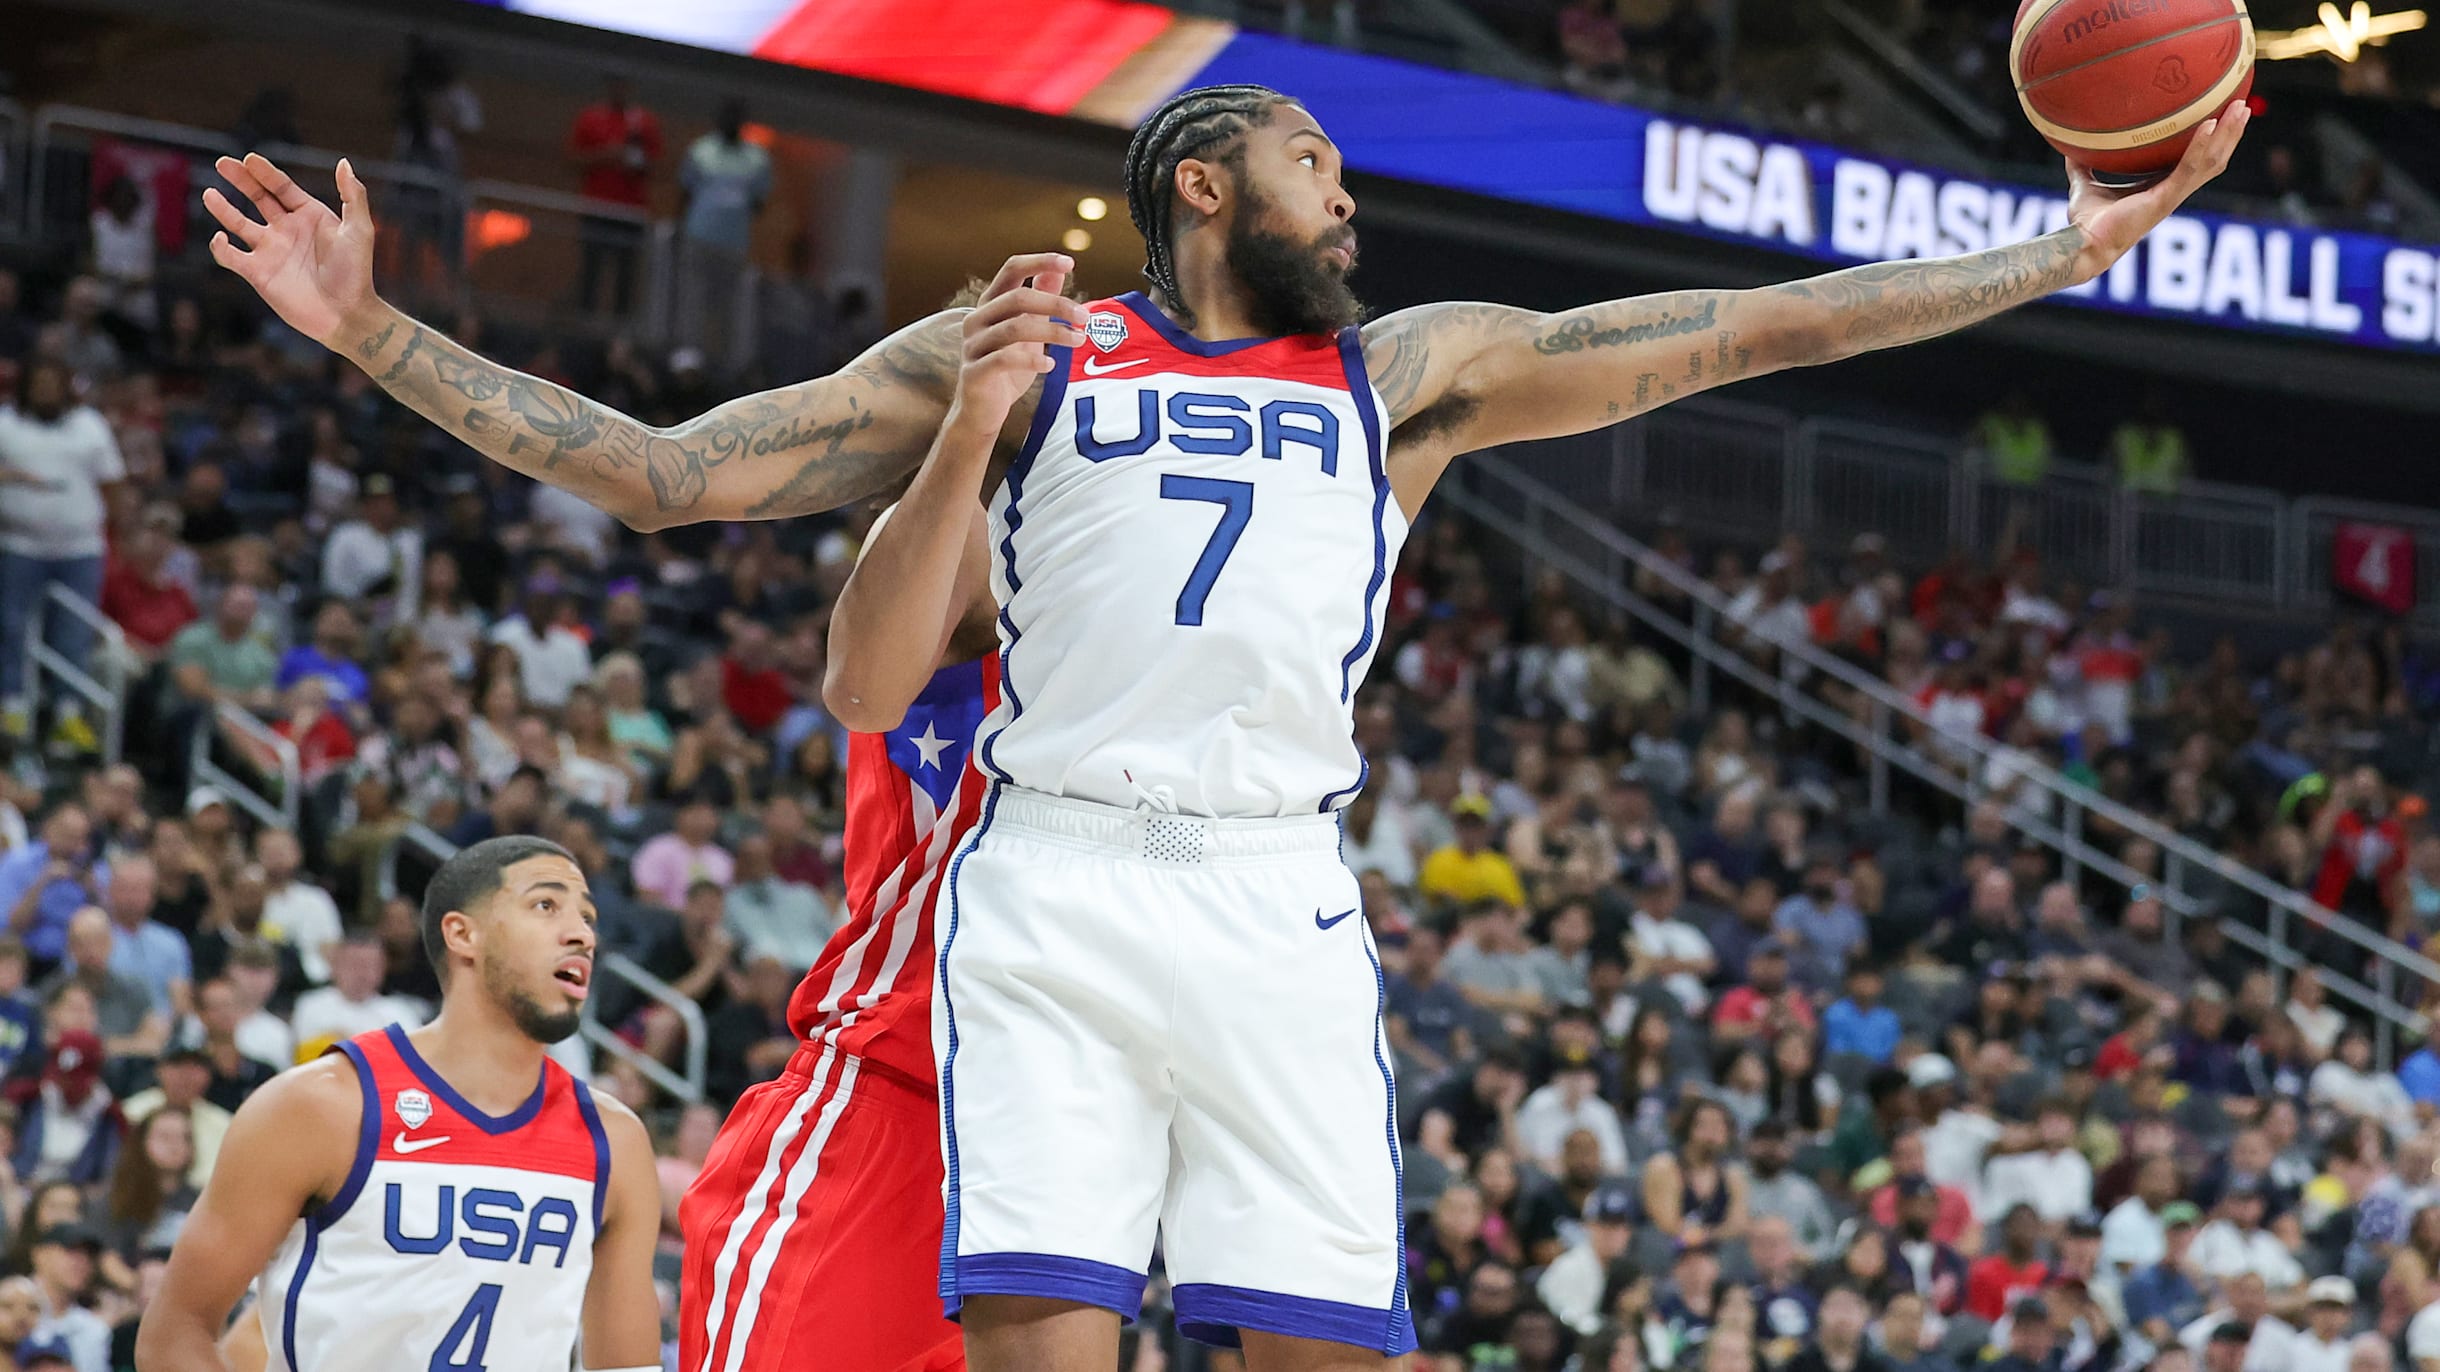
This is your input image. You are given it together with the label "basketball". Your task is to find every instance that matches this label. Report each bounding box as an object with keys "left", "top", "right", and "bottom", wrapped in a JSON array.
[{"left": 2011, "top": 0, "right": 2255, "bottom": 186}]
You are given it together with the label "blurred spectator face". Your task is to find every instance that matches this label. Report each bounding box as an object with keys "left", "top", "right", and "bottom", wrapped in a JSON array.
[
  {"left": 2189, "top": 995, "right": 2227, "bottom": 1040},
  {"left": 497, "top": 772, "right": 545, "bottom": 828},
  {"left": 21, "top": 360, "right": 70, "bottom": 421},
  {"left": 1750, "top": 1217, "right": 1797, "bottom": 1280},
  {"left": 2137, "top": 1155, "right": 2178, "bottom": 1208},
  {"left": 312, "top": 602, "right": 360, "bottom": 656},
  {"left": 64, "top": 275, "right": 104, "bottom": 324},
  {"left": 2037, "top": 883, "right": 2079, "bottom": 930},
  {"left": 2011, "top": 1311, "right": 2057, "bottom": 1363},
  {"left": 156, "top": 1054, "right": 209, "bottom": 1109},
  {"left": 1879, "top": 1293, "right": 1926, "bottom": 1355},
  {"left": 2221, "top": 1189, "right": 2264, "bottom": 1231},
  {"left": 1819, "top": 1288, "right": 1869, "bottom": 1348},
  {"left": 214, "top": 583, "right": 259, "bottom": 638},
  {"left": 760, "top": 796, "right": 806, "bottom": 847},
  {"left": 1750, "top": 1128, "right": 1794, "bottom": 1178},
  {"left": 2350, "top": 1336, "right": 2393, "bottom": 1372},
  {"left": 2337, "top": 1029, "right": 2373, "bottom": 1071},
  {"left": 1765, "top": 805, "right": 1804, "bottom": 851},
  {"left": 65, "top": 909, "right": 113, "bottom": 971},
  {"left": 1888, "top": 1130, "right": 1927, "bottom": 1179},
  {"left": 1704, "top": 1328, "right": 1752, "bottom": 1372},
  {"left": 1970, "top": 870, "right": 2015, "bottom": 922},
  {"left": 30, "top": 1235, "right": 91, "bottom": 1301},
  {"left": 257, "top": 829, "right": 303, "bottom": 884},
  {"left": 0, "top": 947, "right": 23, "bottom": 998},
  {"left": 333, "top": 941, "right": 385, "bottom": 1000},
  {"left": 1899, "top": 1186, "right": 1939, "bottom": 1239},
  {"left": 1432, "top": 1183, "right": 1484, "bottom": 1247},
  {"left": 1684, "top": 1100, "right": 1732, "bottom": 1157},
  {"left": 1771, "top": 1029, "right": 1812, "bottom": 1079},
  {"left": 1549, "top": 902, "right": 1593, "bottom": 954},
  {"left": 1715, "top": 790, "right": 1757, "bottom": 839},
  {"left": 2125, "top": 891, "right": 2164, "bottom": 936},
  {"left": 2037, "top": 1106, "right": 2074, "bottom": 1151},
  {"left": 1737, "top": 879, "right": 1778, "bottom": 929},
  {"left": 677, "top": 801, "right": 719, "bottom": 847},
  {"left": 743, "top": 956, "right": 791, "bottom": 1010},
  {"left": 1511, "top": 1308, "right": 1562, "bottom": 1367},
  {"left": 1465, "top": 1262, "right": 1518, "bottom": 1319},
  {"left": 106, "top": 856, "right": 157, "bottom": 926},
  {"left": 1844, "top": 966, "right": 1883, "bottom": 1007},
  {"left": 144, "top": 1109, "right": 195, "bottom": 1176},
  {"left": 1561, "top": 1129, "right": 1604, "bottom": 1187},
  {"left": 198, "top": 979, "right": 245, "bottom": 1036},
  {"left": 226, "top": 867, "right": 270, "bottom": 929},
  {"left": 41, "top": 807, "right": 93, "bottom": 865},
  {"left": 2003, "top": 1206, "right": 2042, "bottom": 1254},
  {"left": 2227, "top": 1273, "right": 2268, "bottom": 1322},
  {"left": 733, "top": 836, "right": 774, "bottom": 882},
  {"left": 2204, "top": 1334, "right": 2247, "bottom": 1372},
  {"left": 0, "top": 1277, "right": 37, "bottom": 1344},
  {"left": 1608, "top": 778, "right": 1654, "bottom": 828}
]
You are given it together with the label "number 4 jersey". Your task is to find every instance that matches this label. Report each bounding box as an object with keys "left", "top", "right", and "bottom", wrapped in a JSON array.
[
  {"left": 256, "top": 1025, "right": 610, "bottom": 1372},
  {"left": 980, "top": 292, "right": 1410, "bottom": 819}
]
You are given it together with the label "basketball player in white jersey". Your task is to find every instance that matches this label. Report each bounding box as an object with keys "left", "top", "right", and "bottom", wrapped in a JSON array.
[
  {"left": 209, "top": 88, "right": 2245, "bottom": 1372},
  {"left": 138, "top": 836, "right": 662, "bottom": 1372}
]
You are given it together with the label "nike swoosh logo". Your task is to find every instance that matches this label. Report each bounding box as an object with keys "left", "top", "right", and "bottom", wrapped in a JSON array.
[
  {"left": 1316, "top": 908, "right": 1357, "bottom": 930},
  {"left": 393, "top": 1133, "right": 451, "bottom": 1154},
  {"left": 1081, "top": 355, "right": 1148, "bottom": 376}
]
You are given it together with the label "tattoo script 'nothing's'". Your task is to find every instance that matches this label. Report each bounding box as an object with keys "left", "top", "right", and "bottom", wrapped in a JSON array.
[{"left": 1532, "top": 298, "right": 1719, "bottom": 356}]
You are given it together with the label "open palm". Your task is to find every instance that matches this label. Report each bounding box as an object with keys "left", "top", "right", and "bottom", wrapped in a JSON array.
[
  {"left": 202, "top": 153, "right": 378, "bottom": 348},
  {"left": 2065, "top": 103, "right": 2250, "bottom": 279}
]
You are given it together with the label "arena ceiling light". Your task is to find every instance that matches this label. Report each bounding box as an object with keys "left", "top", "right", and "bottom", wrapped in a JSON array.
[{"left": 2257, "top": 2, "right": 2426, "bottom": 60}]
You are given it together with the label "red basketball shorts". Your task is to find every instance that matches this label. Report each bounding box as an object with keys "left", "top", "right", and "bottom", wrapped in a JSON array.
[{"left": 680, "top": 1046, "right": 963, "bottom": 1372}]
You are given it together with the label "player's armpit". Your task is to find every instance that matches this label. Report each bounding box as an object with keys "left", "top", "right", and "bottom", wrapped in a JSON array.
[
  {"left": 341, "top": 305, "right": 975, "bottom": 532},
  {"left": 581, "top": 1099, "right": 665, "bottom": 1370},
  {"left": 136, "top": 1059, "right": 362, "bottom": 1372}
]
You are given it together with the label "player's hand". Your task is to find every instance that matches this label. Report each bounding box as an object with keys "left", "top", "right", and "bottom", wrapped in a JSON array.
[
  {"left": 953, "top": 253, "right": 1087, "bottom": 427},
  {"left": 2065, "top": 101, "right": 2250, "bottom": 282},
  {"left": 202, "top": 153, "right": 379, "bottom": 351}
]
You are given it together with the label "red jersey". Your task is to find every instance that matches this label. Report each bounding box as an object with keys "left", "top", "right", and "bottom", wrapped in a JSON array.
[{"left": 785, "top": 657, "right": 998, "bottom": 1092}]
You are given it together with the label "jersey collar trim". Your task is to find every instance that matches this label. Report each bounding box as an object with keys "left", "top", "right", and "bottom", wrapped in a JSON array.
[
  {"left": 1115, "top": 292, "right": 1272, "bottom": 357},
  {"left": 384, "top": 1024, "right": 550, "bottom": 1135}
]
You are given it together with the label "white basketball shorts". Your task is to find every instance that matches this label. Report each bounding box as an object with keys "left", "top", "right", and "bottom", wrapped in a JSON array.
[{"left": 932, "top": 784, "right": 1414, "bottom": 1355}]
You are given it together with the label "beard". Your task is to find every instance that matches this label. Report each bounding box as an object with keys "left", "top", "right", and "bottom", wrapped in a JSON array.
[
  {"left": 484, "top": 958, "right": 584, "bottom": 1044},
  {"left": 1224, "top": 187, "right": 1364, "bottom": 337}
]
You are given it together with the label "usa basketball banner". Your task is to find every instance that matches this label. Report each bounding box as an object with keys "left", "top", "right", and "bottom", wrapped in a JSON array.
[{"left": 480, "top": 0, "right": 2440, "bottom": 354}]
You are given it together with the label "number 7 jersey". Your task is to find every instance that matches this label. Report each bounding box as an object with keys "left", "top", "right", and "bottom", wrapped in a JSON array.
[
  {"left": 255, "top": 1025, "right": 609, "bottom": 1372},
  {"left": 980, "top": 292, "right": 1410, "bottom": 819}
]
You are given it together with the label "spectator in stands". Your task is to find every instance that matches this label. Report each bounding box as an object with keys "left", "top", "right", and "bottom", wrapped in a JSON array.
[
  {"left": 489, "top": 576, "right": 592, "bottom": 709},
  {"left": 166, "top": 583, "right": 278, "bottom": 720},
  {"left": 1422, "top": 796, "right": 1528, "bottom": 907},
  {"left": 40, "top": 909, "right": 167, "bottom": 1060},
  {"left": 568, "top": 74, "right": 662, "bottom": 316},
  {"left": 1539, "top": 1178, "right": 1636, "bottom": 1337},
  {"left": 1644, "top": 1097, "right": 1749, "bottom": 1247},
  {"left": 1823, "top": 963, "right": 1902, "bottom": 1067},
  {"left": 254, "top": 829, "right": 341, "bottom": 986},
  {"left": 2111, "top": 396, "right": 2192, "bottom": 495},
  {"left": 722, "top": 833, "right": 833, "bottom": 972},
  {"left": 2190, "top": 1182, "right": 2303, "bottom": 1289},
  {"left": 2181, "top": 1271, "right": 2291, "bottom": 1370},
  {"left": 0, "top": 358, "right": 124, "bottom": 748},
  {"left": 1778, "top": 852, "right": 1868, "bottom": 994},
  {"left": 443, "top": 765, "right": 545, "bottom": 850},
  {"left": 24, "top": 1224, "right": 110, "bottom": 1372},
  {"left": 703, "top": 954, "right": 793, "bottom": 1107},
  {"left": 12, "top": 1029, "right": 121, "bottom": 1187},
  {"left": 632, "top": 800, "right": 734, "bottom": 910},
  {"left": 676, "top": 99, "right": 773, "bottom": 368},
  {"left": 98, "top": 506, "right": 196, "bottom": 660},
  {"left": 2124, "top": 1202, "right": 2206, "bottom": 1343},
  {"left": 320, "top": 474, "right": 422, "bottom": 626},
  {"left": 191, "top": 969, "right": 283, "bottom": 1101},
  {"left": 0, "top": 941, "right": 41, "bottom": 1078},
  {"left": 117, "top": 1045, "right": 224, "bottom": 1187},
  {"left": 274, "top": 602, "right": 369, "bottom": 708},
  {"left": 98, "top": 1105, "right": 194, "bottom": 1260},
  {"left": 290, "top": 938, "right": 423, "bottom": 1053},
  {"left": 1984, "top": 1098, "right": 2095, "bottom": 1228},
  {"left": 1557, "top": 0, "right": 1632, "bottom": 96},
  {"left": 0, "top": 806, "right": 108, "bottom": 973},
  {"left": 1750, "top": 1118, "right": 1838, "bottom": 1258},
  {"left": 1973, "top": 390, "right": 2054, "bottom": 489},
  {"left": 634, "top": 881, "right": 736, "bottom": 1067},
  {"left": 99, "top": 858, "right": 187, "bottom": 1020}
]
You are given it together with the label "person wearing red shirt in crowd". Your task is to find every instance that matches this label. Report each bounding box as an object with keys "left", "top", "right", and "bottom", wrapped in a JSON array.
[
  {"left": 2311, "top": 765, "right": 2408, "bottom": 926},
  {"left": 1867, "top": 1130, "right": 1978, "bottom": 1250},
  {"left": 267, "top": 676, "right": 356, "bottom": 787},
  {"left": 1965, "top": 1204, "right": 2052, "bottom": 1322},
  {"left": 567, "top": 74, "right": 662, "bottom": 315},
  {"left": 757, "top": 794, "right": 831, "bottom": 892},
  {"left": 719, "top": 620, "right": 793, "bottom": 735},
  {"left": 2095, "top": 1000, "right": 2171, "bottom": 1082},
  {"left": 1712, "top": 938, "right": 1817, "bottom": 1044},
  {"left": 100, "top": 508, "right": 196, "bottom": 655},
  {"left": 2073, "top": 594, "right": 2146, "bottom": 745}
]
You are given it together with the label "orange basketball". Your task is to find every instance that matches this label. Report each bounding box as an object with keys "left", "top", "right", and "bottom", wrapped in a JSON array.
[{"left": 2011, "top": 0, "right": 2255, "bottom": 186}]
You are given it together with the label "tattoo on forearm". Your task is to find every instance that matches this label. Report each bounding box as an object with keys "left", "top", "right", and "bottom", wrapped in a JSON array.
[
  {"left": 349, "top": 310, "right": 966, "bottom": 520},
  {"left": 1533, "top": 297, "right": 1719, "bottom": 356},
  {"left": 1769, "top": 227, "right": 2084, "bottom": 363}
]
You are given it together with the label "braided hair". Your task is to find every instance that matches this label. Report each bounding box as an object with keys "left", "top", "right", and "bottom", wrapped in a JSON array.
[{"left": 1123, "top": 84, "right": 1297, "bottom": 321}]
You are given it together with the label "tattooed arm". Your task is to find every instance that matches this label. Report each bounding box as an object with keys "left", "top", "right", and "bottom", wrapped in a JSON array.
[
  {"left": 1364, "top": 105, "right": 2248, "bottom": 490},
  {"left": 343, "top": 300, "right": 964, "bottom": 529},
  {"left": 203, "top": 153, "right": 1056, "bottom": 529}
]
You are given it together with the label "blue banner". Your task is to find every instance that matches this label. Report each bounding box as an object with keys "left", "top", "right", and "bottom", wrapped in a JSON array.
[{"left": 1194, "top": 32, "right": 2440, "bottom": 354}]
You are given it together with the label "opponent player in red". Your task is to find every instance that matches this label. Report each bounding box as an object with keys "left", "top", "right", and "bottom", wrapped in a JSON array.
[{"left": 675, "top": 267, "right": 1053, "bottom": 1372}]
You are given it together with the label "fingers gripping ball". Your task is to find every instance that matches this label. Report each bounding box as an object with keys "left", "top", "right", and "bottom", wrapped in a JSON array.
[{"left": 2012, "top": 0, "right": 2255, "bottom": 187}]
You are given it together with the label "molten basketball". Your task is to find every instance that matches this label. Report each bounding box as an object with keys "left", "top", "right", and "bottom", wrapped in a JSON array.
[{"left": 2012, "top": 0, "right": 2255, "bottom": 186}]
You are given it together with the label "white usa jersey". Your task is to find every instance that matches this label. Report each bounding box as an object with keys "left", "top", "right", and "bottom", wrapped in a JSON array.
[
  {"left": 256, "top": 1025, "right": 608, "bottom": 1372},
  {"left": 978, "top": 292, "right": 1410, "bottom": 818}
]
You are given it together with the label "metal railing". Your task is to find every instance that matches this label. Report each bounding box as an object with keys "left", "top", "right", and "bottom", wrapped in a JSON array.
[
  {"left": 1571, "top": 398, "right": 2438, "bottom": 625},
  {"left": 1447, "top": 449, "right": 2440, "bottom": 1065},
  {"left": 191, "top": 699, "right": 300, "bottom": 832},
  {"left": 377, "top": 823, "right": 461, "bottom": 904},
  {"left": 582, "top": 952, "right": 708, "bottom": 1105},
  {"left": 23, "top": 582, "right": 127, "bottom": 766},
  {"left": 1818, "top": 0, "right": 2006, "bottom": 146}
]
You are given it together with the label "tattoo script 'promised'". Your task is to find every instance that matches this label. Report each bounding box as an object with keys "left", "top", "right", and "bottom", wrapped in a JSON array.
[{"left": 1531, "top": 298, "right": 1720, "bottom": 355}]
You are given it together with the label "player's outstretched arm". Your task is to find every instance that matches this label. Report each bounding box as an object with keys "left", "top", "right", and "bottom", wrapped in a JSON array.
[
  {"left": 135, "top": 1058, "right": 360, "bottom": 1372},
  {"left": 1363, "top": 104, "right": 2248, "bottom": 481},
  {"left": 823, "top": 256, "right": 1082, "bottom": 733},
  {"left": 202, "top": 153, "right": 1014, "bottom": 530},
  {"left": 579, "top": 1097, "right": 664, "bottom": 1370}
]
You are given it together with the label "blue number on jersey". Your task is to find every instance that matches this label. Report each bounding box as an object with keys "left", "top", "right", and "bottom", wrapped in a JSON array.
[
  {"left": 1159, "top": 475, "right": 1254, "bottom": 627},
  {"left": 429, "top": 1283, "right": 502, "bottom": 1372}
]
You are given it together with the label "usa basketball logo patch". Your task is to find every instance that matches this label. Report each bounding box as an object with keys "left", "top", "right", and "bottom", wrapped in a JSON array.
[
  {"left": 395, "top": 1088, "right": 433, "bottom": 1130},
  {"left": 1085, "top": 312, "right": 1128, "bottom": 353}
]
